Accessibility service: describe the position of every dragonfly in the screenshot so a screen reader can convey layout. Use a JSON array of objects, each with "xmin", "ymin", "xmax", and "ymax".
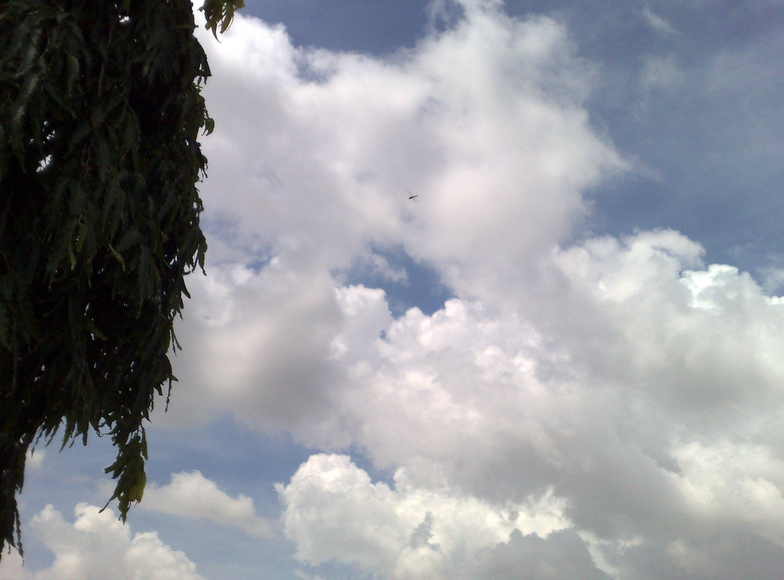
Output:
[{"xmin": 406, "ymin": 189, "xmax": 419, "ymax": 201}]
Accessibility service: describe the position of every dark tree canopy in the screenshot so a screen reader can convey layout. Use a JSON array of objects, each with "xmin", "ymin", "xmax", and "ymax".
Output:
[{"xmin": 0, "ymin": 0, "xmax": 243, "ymax": 558}]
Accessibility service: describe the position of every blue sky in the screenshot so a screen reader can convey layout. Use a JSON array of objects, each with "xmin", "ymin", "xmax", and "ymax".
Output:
[{"xmin": 3, "ymin": 1, "xmax": 784, "ymax": 579}]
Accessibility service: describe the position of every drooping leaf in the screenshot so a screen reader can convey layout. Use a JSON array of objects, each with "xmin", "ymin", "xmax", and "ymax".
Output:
[{"xmin": 0, "ymin": 0, "xmax": 236, "ymax": 559}]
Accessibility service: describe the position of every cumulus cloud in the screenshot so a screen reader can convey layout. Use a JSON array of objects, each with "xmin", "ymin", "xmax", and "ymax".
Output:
[
  {"xmin": 144, "ymin": 1, "xmax": 784, "ymax": 579},
  {"xmin": 192, "ymin": 0, "xmax": 624, "ymax": 282},
  {"xmin": 167, "ymin": 0, "xmax": 624, "ymax": 429},
  {"xmin": 161, "ymin": 260, "xmax": 343, "ymax": 428},
  {"xmin": 0, "ymin": 504, "xmax": 204, "ymax": 580},
  {"xmin": 544, "ymin": 231, "xmax": 784, "ymax": 417},
  {"xmin": 475, "ymin": 529, "xmax": 612, "ymax": 580},
  {"xmin": 1, "ymin": 1, "xmax": 781, "ymax": 579},
  {"xmin": 142, "ymin": 471, "xmax": 272, "ymax": 537},
  {"xmin": 276, "ymin": 454, "xmax": 584, "ymax": 580},
  {"xmin": 271, "ymin": 232, "xmax": 784, "ymax": 578}
]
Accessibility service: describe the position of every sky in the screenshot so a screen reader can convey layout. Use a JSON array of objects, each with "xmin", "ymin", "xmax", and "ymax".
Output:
[{"xmin": 2, "ymin": 1, "xmax": 784, "ymax": 578}]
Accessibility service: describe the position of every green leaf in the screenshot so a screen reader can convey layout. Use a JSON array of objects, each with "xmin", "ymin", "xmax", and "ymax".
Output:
[
  {"xmin": 108, "ymin": 244, "xmax": 125, "ymax": 271},
  {"xmin": 75, "ymin": 221, "xmax": 87, "ymax": 253},
  {"xmin": 0, "ymin": 0, "xmax": 213, "ymax": 557},
  {"xmin": 203, "ymin": 116, "xmax": 214, "ymax": 135},
  {"xmin": 115, "ymin": 229, "xmax": 144, "ymax": 253}
]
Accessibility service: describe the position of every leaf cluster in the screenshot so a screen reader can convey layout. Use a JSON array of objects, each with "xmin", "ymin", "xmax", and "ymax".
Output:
[
  {"xmin": 201, "ymin": 0, "xmax": 244, "ymax": 38},
  {"xmin": 0, "ymin": 0, "xmax": 236, "ymax": 558}
]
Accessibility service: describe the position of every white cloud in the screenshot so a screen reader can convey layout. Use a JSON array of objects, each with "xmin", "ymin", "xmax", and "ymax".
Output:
[
  {"xmin": 671, "ymin": 440, "xmax": 784, "ymax": 533},
  {"xmin": 142, "ymin": 471, "xmax": 272, "ymax": 538},
  {"xmin": 2, "ymin": 1, "xmax": 782, "ymax": 579},
  {"xmin": 25, "ymin": 449, "xmax": 45, "ymax": 472},
  {"xmin": 759, "ymin": 267, "xmax": 784, "ymax": 296},
  {"xmin": 271, "ymin": 231, "xmax": 784, "ymax": 578},
  {"xmin": 146, "ymin": 2, "xmax": 784, "ymax": 579},
  {"xmin": 167, "ymin": 0, "xmax": 626, "ymax": 432},
  {"xmin": 192, "ymin": 0, "xmax": 625, "ymax": 292},
  {"xmin": 642, "ymin": 6, "xmax": 678, "ymax": 36},
  {"xmin": 0, "ymin": 505, "xmax": 204, "ymax": 580},
  {"xmin": 545, "ymin": 231, "xmax": 784, "ymax": 416},
  {"xmin": 162, "ymin": 260, "xmax": 343, "ymax": 428},
  {"xmin": 366, "ymin": 254, "xmax": 409, "ymax": 284},
  {"xmin": 276, "ymin": 453, "xmax": 582, "ymax": 580}
]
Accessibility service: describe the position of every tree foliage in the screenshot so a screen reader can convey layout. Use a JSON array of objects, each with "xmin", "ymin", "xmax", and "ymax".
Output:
[{"xmin": 0, "ymin": 0, "xmax": 241, "ymax": 558}]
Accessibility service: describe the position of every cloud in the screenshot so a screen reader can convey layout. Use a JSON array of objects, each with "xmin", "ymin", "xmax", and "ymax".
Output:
[
  {"xmin": 0, "ymin": 504, "xmax": 204, "ymax": 580},
  {"xmin": 276, "ymin": 453, "xmax": 581, "ymax": 579},
  {"xmin": 166, "ymin": 0, "xmax": 626, "ymax": 432},
  {"xmin": 475, "ymin": 528, "xmax": 612, "ymax": 580},
  {"xmin": 271, "ymin": 231, "xmax": 784, "ymax": 578},
  {"xmin": 642, "ymin": 6, "xmax": 678, "ymax": 36},
  {"xmin": 142, "ymin": 471, "xmax": 273, "ymax": 538},
  {"xmin": 145, "ymin": 2, "xmax": 784, "ymax": 579},
  {"xmin": 161, "ymin": 260, "xmax": 344, "ymax": 428},
  {"xmin": 544, "ymin": 231, "xmax": 784, "ymax": 416},
  {"xmin": 1, "ymin": 2, "xmax": 782, "ymax": 579},
  {"xmin": 24, "ymin": 449, "xmax": 45, "ymax": 472},
  {"xmin": 192, "ymin": 0, "xmax": 625, "ymax": 286}
]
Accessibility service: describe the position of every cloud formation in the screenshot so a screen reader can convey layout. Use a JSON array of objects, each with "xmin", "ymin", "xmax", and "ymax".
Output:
[
  {"xmin": 166, "ymin": 0, "xmax": 625, "ymax": 428},
  {"xmin": 142, "ymin": 471, "xmax": 273, "ymax": 537},
  {"xmin": 8, "ymin": 1, "xmax": 784, "ymax": 579},
  {"xmin": 0, "ymin": 504, "xmax": 204, "ymax": 580},
  {"xmin": 155, "ymin": 3, "xmax": 784, "ymax": 578},
  {"xmin": 277, "ymin": 453, "xmax": 590, "ymax": 580}
]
